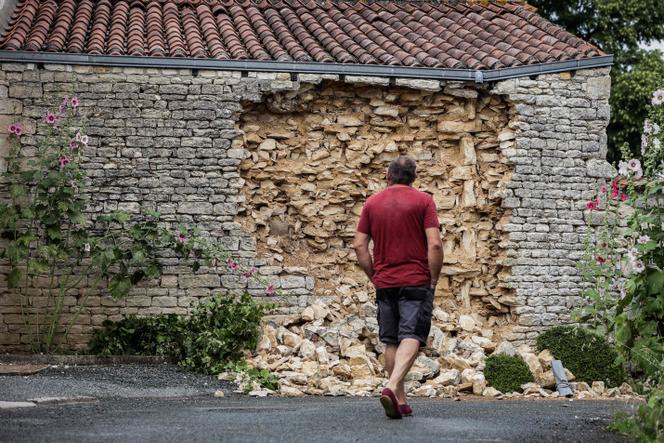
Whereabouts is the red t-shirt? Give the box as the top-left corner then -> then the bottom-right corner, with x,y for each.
357,185 -> 440,289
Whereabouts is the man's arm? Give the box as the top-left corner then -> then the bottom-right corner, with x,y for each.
425,227 -> 443,288
353,232 -> 374,282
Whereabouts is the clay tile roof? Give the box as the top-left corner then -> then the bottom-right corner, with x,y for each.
0,0 -> 606,70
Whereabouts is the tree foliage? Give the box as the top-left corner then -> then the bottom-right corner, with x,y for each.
528,0 -> 664,162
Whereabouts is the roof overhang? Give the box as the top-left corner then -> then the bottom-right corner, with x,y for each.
0,50 -> 613,83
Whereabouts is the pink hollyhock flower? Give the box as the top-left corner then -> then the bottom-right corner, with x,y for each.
8,122 -> 22,136
601,185 -> 607,193
652,89 -> 664,106
60,96 -> 69,112
243,267 -> 257,278
59,156 -> 70,169
45,112 -> 58,125
618,161 -> 629,176
75,132 -> 81,142
621,193 -> 627,201
596,256 -> 606,265
641,134 -> 649,155
227,258 -> 238,271
637,235 -> 650,244
632,260 -> 645,273
176,233 -> 186,242
80,134 -> 89,145
626,248 -> 638,261
70,97 -> 80,108
69,141 -> 79,150
264,284 -> 275,296
585,201 -> 597,210
627,158 -> 641,172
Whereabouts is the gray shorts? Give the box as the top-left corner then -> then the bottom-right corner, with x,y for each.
376,286 -> 434,346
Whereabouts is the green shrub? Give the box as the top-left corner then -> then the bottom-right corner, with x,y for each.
180,292 -> 270,374
89,292 -> 272,375
536,326 -> 625,387
484,354 -> 534,393
610,384 -> 664,442
88,314 -> 187,359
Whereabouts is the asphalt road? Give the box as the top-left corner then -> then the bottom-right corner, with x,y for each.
0,364 -> 638,443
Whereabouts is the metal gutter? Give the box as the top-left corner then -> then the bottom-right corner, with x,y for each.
0,51 -> 613,82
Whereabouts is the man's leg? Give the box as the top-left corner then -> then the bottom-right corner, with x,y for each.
385,338 -> 420,396
386,287 -> 433,395
383,344 -> 407,405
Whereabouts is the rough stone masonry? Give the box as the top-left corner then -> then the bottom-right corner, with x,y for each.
0,62 -> 613,352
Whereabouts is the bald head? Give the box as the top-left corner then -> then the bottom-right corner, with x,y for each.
387,155 -> 417,185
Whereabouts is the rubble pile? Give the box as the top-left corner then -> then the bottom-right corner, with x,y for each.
242,289 -> 638,401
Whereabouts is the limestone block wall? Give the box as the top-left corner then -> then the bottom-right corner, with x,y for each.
492,68 -> 613,345
0,63 -> 308,351
0,61 -> 612,352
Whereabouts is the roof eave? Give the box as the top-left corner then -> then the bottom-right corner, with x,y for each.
0,51 -> 613,83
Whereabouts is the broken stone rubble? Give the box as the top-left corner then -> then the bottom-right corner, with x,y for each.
240,292 -> 640,402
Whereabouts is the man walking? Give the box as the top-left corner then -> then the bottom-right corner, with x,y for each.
353,156 -> 443,419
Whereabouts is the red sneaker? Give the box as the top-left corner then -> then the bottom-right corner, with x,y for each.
399,404 -> 413,416
380,388 -> 402,419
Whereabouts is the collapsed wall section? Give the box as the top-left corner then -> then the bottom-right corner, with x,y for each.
237,81 -> 517,332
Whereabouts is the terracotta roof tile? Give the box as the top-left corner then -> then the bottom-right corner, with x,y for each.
0,0 -> 606,69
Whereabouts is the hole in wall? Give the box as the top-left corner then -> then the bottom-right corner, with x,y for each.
235,80 -> 518,329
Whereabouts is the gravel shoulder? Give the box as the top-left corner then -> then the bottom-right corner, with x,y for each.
0,363 -> 236,401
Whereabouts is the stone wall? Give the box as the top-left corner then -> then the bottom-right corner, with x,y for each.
0,63 -> 309,351
493,68 -> 614,344
0,61 -> 612,352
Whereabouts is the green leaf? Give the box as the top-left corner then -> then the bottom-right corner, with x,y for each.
109,276 -> 132,299
112,211 -> 130,224
29,260 -> 49,274
646,271 -> 664,295
132,249 -> 145,264
7,268 -> 21,288
69,213 -> 86,225
145,263 -> 162,278
9,184 -> 26,198
46,226 -> 62,240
